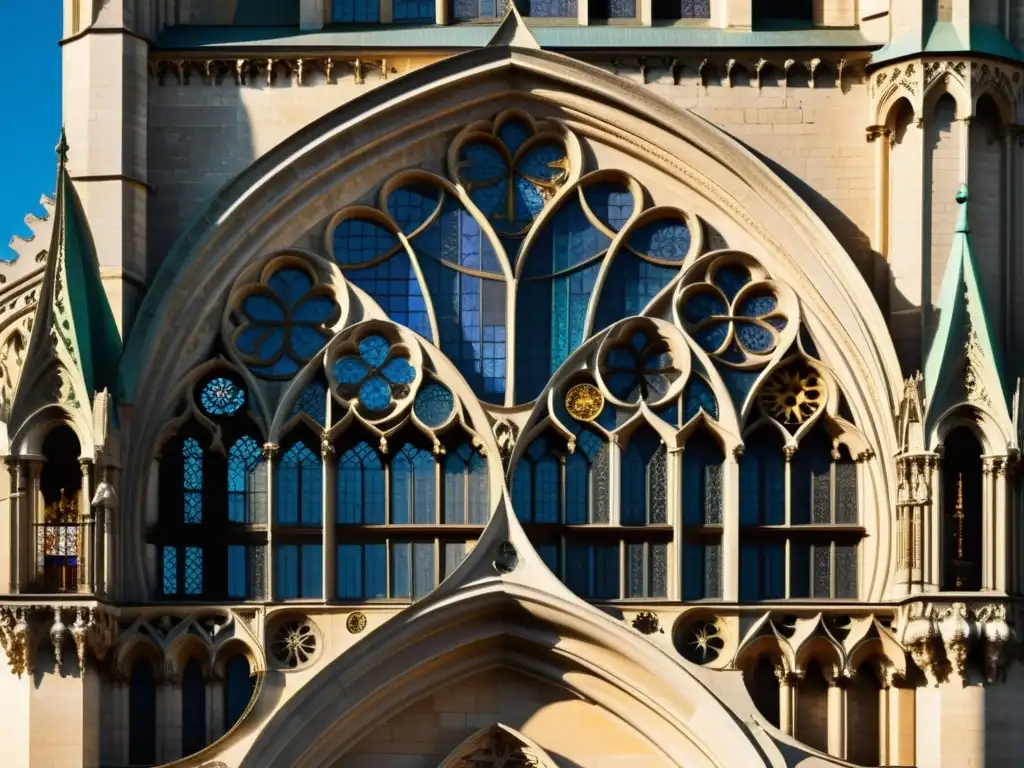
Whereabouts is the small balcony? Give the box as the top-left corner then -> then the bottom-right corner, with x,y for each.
30,492 -> 97,594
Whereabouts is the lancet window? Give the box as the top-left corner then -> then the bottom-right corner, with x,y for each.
157,374 -> 268,601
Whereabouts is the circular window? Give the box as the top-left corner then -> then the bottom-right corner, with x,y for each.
199,376 -> 245,417
677,618 -> 726,665
268,616 -> 320,670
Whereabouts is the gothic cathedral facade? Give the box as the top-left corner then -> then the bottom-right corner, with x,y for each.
1,1 -> 1023,766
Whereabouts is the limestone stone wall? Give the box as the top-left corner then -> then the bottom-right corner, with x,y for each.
344,667 -> 671,768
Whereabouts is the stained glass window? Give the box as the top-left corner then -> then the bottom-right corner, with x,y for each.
332,0 -> 380,22
653,0 -> 710,18
332,218 -> 432,341
391,443 -> 437,524
184,547 -> 203,595
602,327 -> 678,404
162,546 -> 178,595
514,0 -> 578,15
683,376 -> 719,421
565,429 -> 610,524
336,441 -> 386,524
443,444 -> 490,524
620,428 -> 667,525
565,543 -> 619,599
228,436 -> 267,524
626,542 -> 668,598
289,381 -> 327,426
276,543 -> 323,600
276,441 -> 322,526
227,544 -> 266,600
182,659 -> 207,756
740,431 -> 785,526
391,541 -> 437,599
337,543 -> 387,599
393,0 -> 435,21
453,0 -> 501,19
234,267 -> 338,379
183,438 -> 203,524
414,382 -> 455,427
334,336 -> 417,412
200,377 -> 245,416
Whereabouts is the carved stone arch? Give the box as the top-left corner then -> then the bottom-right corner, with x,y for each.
972,87 -> 1016,129
929,404 -> 1011,455
212,635 -> 266,677
439,723 -> 555,768
112,631 -> 164,681
119,45 -> 902,600
876,85 -> 920,130
164,631 -> 214,683
922,66 -> 971,123
9,403 -> 93,459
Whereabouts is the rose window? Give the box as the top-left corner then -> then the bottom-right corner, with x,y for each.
269,617 -> 318,669
199,377 -> 245,416
601,327 -> 679,404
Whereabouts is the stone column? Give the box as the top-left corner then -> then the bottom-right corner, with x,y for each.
774,666 -> 796,736
826,672 -> 849,760
721,446 -> 742,602
992,458 -> 1008,591
79,460 -> 93,593
982,458 -> 995,590
322,434 -> 336,601
263,444 -> 279,600
28,460 -> 44,589
7,461 -> 22,592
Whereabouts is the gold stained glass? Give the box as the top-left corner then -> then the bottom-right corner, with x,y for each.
759,367 -> 823,424
564,383 -> 604,422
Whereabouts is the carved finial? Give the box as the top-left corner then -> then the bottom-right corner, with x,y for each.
56,128 -> 69,168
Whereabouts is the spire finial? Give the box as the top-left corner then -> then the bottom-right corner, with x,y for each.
56,127 -> 69,168
955,183 -> 969,234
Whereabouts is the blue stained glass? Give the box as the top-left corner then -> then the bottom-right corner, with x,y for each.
359,378 -> 391,411
620,428 -> 662,525
289,381 -> 327,425
236,268 -> 337,379
277,442 -> 322,526
512,461 -> 532,522
565,452 -> 589,525
228,436 -> 266,524
391,443 -> 436,524
224,657 -> 254,731
683,376 -> 719,421
583,182 -> 635,231
713,265 -> 751,300
393,0 -> 435,20
414,382 -> 455,426
162,546 -> 177,595
276,544 -> 323,600
387,184 -> 440,234
333,218 -> 397,265
740,431 -> 785,526
717,366 -> 760,409
183,438 -> 203,524
337,441 -> 385,524
682,431 -> 724,526
628,219 -> 691,262
184,547 -> 202,595
602,328 -> 677,404
444,449 -> 467,524
594,248 -> 681,334
498,121 -> 531,156
380,357 -> 415,384
683,290 -> 728,323
335,357 -> 368,384
565,543 -> 619,599
737,294 -> 778,317
537,544 -> 559,574
534,456 -> 560,523
200,377 -> 245,417
655,399 -> 680,428
468,451 -> 489,524
720,342 -> 746,363
359,336 -> 389,367
736,322 -> 775,353
332,0 -> 380,22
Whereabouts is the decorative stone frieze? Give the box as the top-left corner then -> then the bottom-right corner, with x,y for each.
0,604 -> 116,678
896,600 -> 1018,685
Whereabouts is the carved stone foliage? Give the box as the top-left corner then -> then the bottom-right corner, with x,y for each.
0,605 -> 116,678
896,601 -> 1017,685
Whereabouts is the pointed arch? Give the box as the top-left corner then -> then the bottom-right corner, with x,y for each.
439,723 -> 557,768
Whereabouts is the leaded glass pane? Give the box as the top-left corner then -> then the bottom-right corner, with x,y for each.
301,544 -> 322,599
565,452 -> 589,525
590,439 -> 611,524
443,449 -> 467,524
391,541 -> 412,598
228,545 -> 246,598
565,543 -> 588,597
512,461 -> 532,522
534,456 -> 560,524
184,547 -> 202,595
332,0 -> 380,22
277,441 -> 322,526
200,377 -> 245,417
740,431 -> 785,526
162,546 -> 177,595
627,543 -> 645,597
703,542 -> 721,598
812,466 -> 831,524
762,543 -> 785,599
649,445 -> 668,524
812,544 -> 831,599
836,544 -> 857,598
537,543 -> 559,574
594,543 -> 620,599
337,441 -> 385,524
739,543 -> 759,601
835,461 -> 858,524
468,451 -> 489,524
444,542 -> 467,578
790,542 -> 810,598
414,382 -> 455,427
277,545 -> 299,600
413,541 -> 435,599
454,0 -> 500,19
228,436 -> 265,524
704,462 -> 723,524
591,0 -> 636,17
390,443 -> 436,524
289,382 -> 327,426
651,542 -> 668,598
337,544 -> 362,599
183,438 -> 203,524
516,0 -> 577,16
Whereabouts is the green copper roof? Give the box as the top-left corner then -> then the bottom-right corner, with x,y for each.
154,23 -> 878,51
871,22 -> 1024,66
923,185 -> 1005,409
46,131 -> 122,399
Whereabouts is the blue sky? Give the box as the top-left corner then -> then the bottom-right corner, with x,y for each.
0,7 -> 62,262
